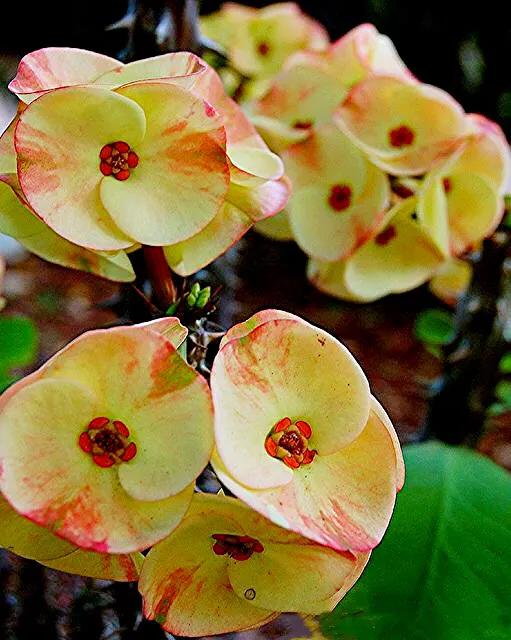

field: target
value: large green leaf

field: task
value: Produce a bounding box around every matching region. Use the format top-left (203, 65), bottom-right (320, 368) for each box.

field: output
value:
top-left (0, 315), bottom-right (38, 391)
top-left (321, 442), bottom-right (511, 640)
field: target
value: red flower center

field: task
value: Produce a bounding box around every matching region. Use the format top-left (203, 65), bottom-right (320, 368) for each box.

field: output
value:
top-left (375, 225), bottom-right (397, 246)
top-left (212, 534), bottom-right (264, 561)
top-left (328, 184), bottom-right (352, 212)
top-left (265, 417), bottom-right (317, 469)
top-left (78, 417), bottom-right (137, 468)
top-left (99, 141), bottom-right (139, 181)
top-left (257, 42), bottom-right (270, 56)
top-left (293, 120), bottom-right (313, 130)
top-left (389, 125), bottom-right (415, 148)
top-left (443, 177), bottom-right (452, 193)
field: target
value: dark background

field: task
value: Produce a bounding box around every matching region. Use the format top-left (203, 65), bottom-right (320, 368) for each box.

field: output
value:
top-left (1, 0), bottom-right (510, 136)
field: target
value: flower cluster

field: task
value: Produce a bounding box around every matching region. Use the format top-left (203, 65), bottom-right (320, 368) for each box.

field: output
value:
top-left (246, 24), bottom-right (510, 302)
top-left (201, 2), bottom-right (328, 98)
top-left (0, 48), bottom-right (289, 281)
top-left (0, 310), bottom-right (403, 634)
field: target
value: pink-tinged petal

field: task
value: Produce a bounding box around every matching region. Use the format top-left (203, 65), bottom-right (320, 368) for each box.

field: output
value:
top-left (285, 126), bottom-right (389, 261)
top-left (255, 209), bottom-right (294, 241)
top-left (192, 63), bottom-right (261, 146)
top-left (9, 47), bottom-right (119, 103)
top-left (212, 399), bottom-right (400, 552)
top-left (0, 495), bottom-right (144, 580)
top-left (0, 378), bottom-right (195, 552)
top-left (16, 86), bottom-right (145, 250)
top-left (369, 396), bottom-right (404, 491)
top-left (462, 114), bottom-right (511, 193)
top-left (100, 82), bottom-right (228, 246)
top-left (94, 52), bottom-right (206, 92)
top-left (138, 317), bottom-right (188, 349)
top-left (33, 324), bottom-right (213, 502)
top-left (40, 548), bottom-right (144, 582)
top-left (335, 76), bottom-right (468, 175)
top-left (219, 309), bottom-right (299, 350)
top-left (429, 258), bottom-right (472, 305)
top-left (139, 495), bottom-right (277, 637)
top-left (328, 24), bottom-right (412, 86)
top-left (0, 493), bottom-right (75, 561)
top-left (211, 315), bottom-right (370, 489)
top-left (0, 115), bottom-right (18, 174)
top-left (343, 199), bottom-right (445, 301)
top-left (253, 62), bottom-right (346, 130)
top-left (0, 181), bottom-right (135, 283)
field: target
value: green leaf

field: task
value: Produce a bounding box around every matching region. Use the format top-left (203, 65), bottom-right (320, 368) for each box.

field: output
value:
top-left (498, 353), bottom-right (511, 374)
top-left (0, 315), bottom-right (38, 391)
top-left (414, 309), bottom-right (455, 346)
top-left (321, 442), bottom-right (511, 640)
top-left (495, 380), bottom-right (511, 405)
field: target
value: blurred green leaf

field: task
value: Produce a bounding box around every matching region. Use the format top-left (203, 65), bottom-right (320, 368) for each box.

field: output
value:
top-left (495, 380), bottom-right (511, 405)
top-left (414, 309), bottom-right (455, 346)
top-left (487, 402), bottom-right (510, 417)
top-left (0, 315), bottom-right (38, 391)
top-left (499, 353), bottom-right (511, 374)
top-left (321, 442), bottom-right (511, 640)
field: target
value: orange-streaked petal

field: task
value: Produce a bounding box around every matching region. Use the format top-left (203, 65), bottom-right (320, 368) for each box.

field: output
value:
top-left (100, 82), bottom-right (228, 246)
top-left (9, 47), bottom-right (119, 103)
top-left (15, 86), bottom-right (145, 250)
top-left (212, 399), bottom-right (400, 552)
top-left (211, 314), bottom-right (370, 489)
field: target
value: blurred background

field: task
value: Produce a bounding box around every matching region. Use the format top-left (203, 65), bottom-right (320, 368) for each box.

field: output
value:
top-left (2, 0), bottom-right (511, 136)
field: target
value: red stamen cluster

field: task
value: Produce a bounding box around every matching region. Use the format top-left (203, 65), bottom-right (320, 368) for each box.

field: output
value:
top-left (265, 417), bottom-right (317, 469)
top-left (328, 184), bottom-right (352, 212)
top-left (293, 120), bottom-right (313, 130)
top-left (212, 534), bottom-right (264, 561)
top-left (257, 42), bottom-right (270, 56)
top-left (78, 417), bottom-right (137, 468)
top-left (389, 125), bottom-right (415, 148)
top-left (391, 182), bottom-right (415, 199)
top-left (443, 177), bottom-right (452, 193)
top-left (99, 141), bottom-right (139, 181)
top-left (375, 225), bottom-right (397, 246)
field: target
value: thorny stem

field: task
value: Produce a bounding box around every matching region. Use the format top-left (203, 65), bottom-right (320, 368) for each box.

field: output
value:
top-left (425, 227), bottom-right (511, 445)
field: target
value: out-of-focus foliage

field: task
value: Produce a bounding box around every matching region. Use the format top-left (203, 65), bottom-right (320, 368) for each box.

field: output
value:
top-left (0, 314), bottom-right (38, 392)
top-left (321, 442), bottom-right (511, 640)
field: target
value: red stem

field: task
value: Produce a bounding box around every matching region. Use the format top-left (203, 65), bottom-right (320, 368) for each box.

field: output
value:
top-left (142, 246), bottom-right (178, 310)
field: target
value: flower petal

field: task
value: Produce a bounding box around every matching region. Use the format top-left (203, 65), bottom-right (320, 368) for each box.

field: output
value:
top-left (343, 199), bottom-right (444, 301)
top-left (16, 86), bottom-right (146, 250)
top-left (429, 258), bottom-right (472, 305)
top-left (228, 538), bottom-right (362, 614)
top-left (40, 548), bottom-right (144, 581)
top-left (335, 76), bottom-right (467, 175)
top-left (0, 378), bottom-right (195, 552)
top-left (0, 181), bottom-right (135, 282)
top-left (219, 309), bottom-right (298, 350)
top-left (443, 172), bottom-right (501, 255)
top-left (100, 82), bottom-right (228, 246)
top-left (255, 209), bottom-right (294, 240)
top-left (213, 399), bottom-right (400, 552)
top-left (94, 52), bottom-right (206, 91)
top-left (0, 115), bottom-right (17, 173)
top-left (139, 495), bottom-right (276, 636)
top-left (211, 314), bottom-right (370, 489)
top-left (9, 47), bottom-right (119, 103)
top-left (306, 258), bottom-right (373, 302)
top-left (139, 317), bottom-right (188, 349)
top-left (286, 128), bottom-right (390, 261)
top-left (1, 494), bottom-right (144, 580)
top-left (33, 324), bottom-right (213, 502)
